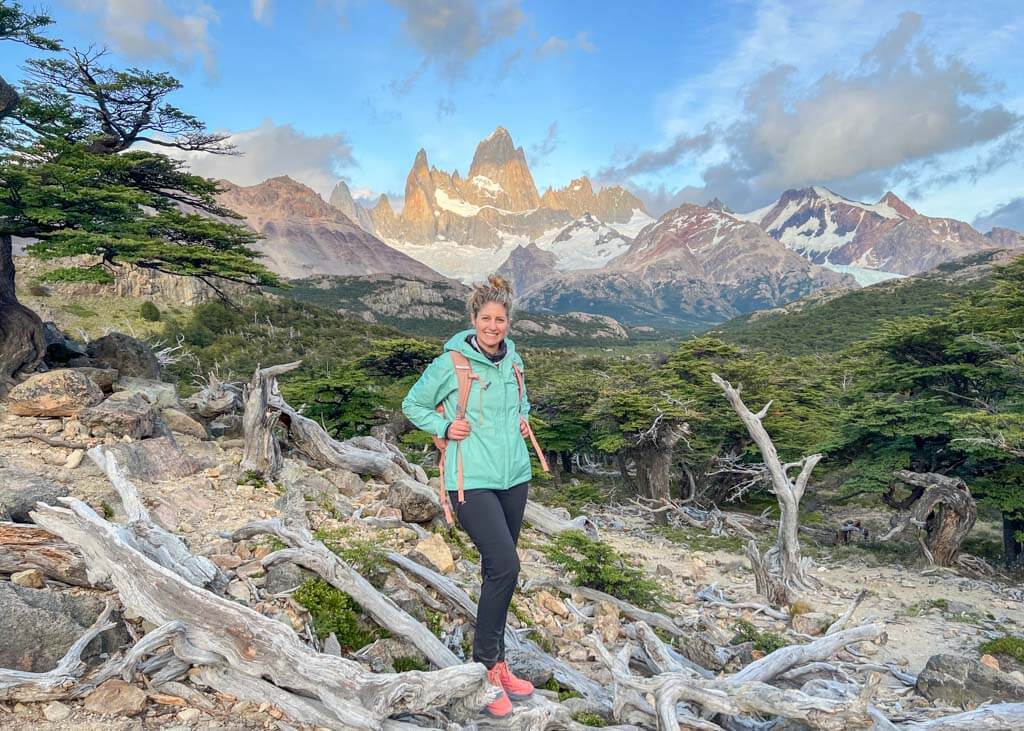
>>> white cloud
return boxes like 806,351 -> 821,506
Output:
616,9 -> 1022,214
163,119 -> 357,198
64,0 -> 218,77
528,122 -> 561,165
974,197 -> 1024,233
533,31 -> 595,59
251,0 -> 271,23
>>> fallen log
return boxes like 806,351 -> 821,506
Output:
230,518 -> 460,669
523,500 -> 599,539
386,552 -> 613,715
898,703 -> 1024,730
592,631 -> 881,730
30,499 -> 496,730
89,445 -> 226,590
730,623 -> 885,684
0,521 -> 92,587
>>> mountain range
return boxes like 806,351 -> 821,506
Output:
195,126 -> 1024,334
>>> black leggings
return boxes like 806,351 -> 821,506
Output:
449,482 -> 529,668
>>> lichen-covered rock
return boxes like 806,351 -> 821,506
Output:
87,333 -> 160,379
161,407 -> 208,439
113,376 -> 178,409
79,392 -> 157,439
0,582 -> 128,672
0,466 -> 68,522
917,653 -> 1024,707
7,369 -> 103,417
387,478 -> 442,523
96,436 -> 207,481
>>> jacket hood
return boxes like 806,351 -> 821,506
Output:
444,328 -> 518,365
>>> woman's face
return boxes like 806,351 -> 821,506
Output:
472,301 -> 509,351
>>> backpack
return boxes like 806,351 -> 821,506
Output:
432,351 -> 549,524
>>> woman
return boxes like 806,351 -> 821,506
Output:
401,274 -> 536,718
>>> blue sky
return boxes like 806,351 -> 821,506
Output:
3,0 -> 1023,228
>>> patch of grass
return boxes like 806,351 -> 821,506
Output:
788,599 -> 814,616
907,598 -> 949,617
37,266 -> 114,285
654,525 -> 745,553
63,303 -> 98,317
542,678 -> 581,702
510,600 -> 534,627
979,635 -> 1024,664
425,609 -> 445,638
292,578 -> 385,650
446,528 -> 480,562
532,480 -> 607,516
731,619 -> 788,654
28,283 -> 49,297
392,655 -> 428,673
312,528 -> 389,586
237,470 -> 265,488
543,530 -> 664,610
572,711 -> 607,727
100,502 -> 115,519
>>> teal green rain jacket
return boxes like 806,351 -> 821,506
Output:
401,329 -> 532,491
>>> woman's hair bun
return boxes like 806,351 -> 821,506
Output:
487,274 -> 512,294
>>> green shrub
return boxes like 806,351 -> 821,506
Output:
731,619 -> 788,654
292,578 -> 384,650
37,266 -> 114,285
979,635 -> 1024,663
572,711 -> 608,727
28,283 -> 49,297
542,531 -> 663,609
392,655 -> 428,673
140,301 -> 161,321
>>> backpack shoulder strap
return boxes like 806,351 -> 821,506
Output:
512,361 -> 525,407
448,351 -> 476,420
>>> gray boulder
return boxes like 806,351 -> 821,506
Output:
0,467 -> 69,523
209,413 -> 244,438
97,436 -> 208,482
87,333 -> 160,379
113,376 -> 179,409
917,653 -> 1024,707
78,392 -> 157,439
0,582 -> 129,672
387,478 -> 442,523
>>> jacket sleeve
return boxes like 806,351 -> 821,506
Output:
516,354 -> 531,417
402,354 -> 455,438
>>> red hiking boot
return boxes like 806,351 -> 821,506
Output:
484,665 -> 513,718
492,661 -> 534,700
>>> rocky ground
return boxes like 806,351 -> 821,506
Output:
2,346 -> 1024,730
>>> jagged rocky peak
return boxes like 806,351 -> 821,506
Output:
218,176 -> 341,222
469,126 -> 521,169
706,197 -> 733,213
542,176 -> 646,224
878,191 -> 918,218
328,180 -> 375,234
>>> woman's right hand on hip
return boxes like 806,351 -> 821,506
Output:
448,419 -> 471,441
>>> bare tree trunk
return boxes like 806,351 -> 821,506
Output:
879,471 -> 976,566
240,361 -> 302,478
713,374 -> 819,606
0,234 -> 46,395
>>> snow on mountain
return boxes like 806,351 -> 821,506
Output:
536,213 -> 632,271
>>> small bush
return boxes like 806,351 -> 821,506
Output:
979,635 -> 1024,663
140,301 -> 161,321
542,530 -> 663,609
292,578 -> 384,650
732,619 -> 788,654
392,655 -> 428,673
28,283 -> 49,297
37,266 -> 114,285
572,711 -> 608,727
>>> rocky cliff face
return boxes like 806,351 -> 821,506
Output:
217,177 -> 444,281
328,181 -> 376,234
540,177 -> 644,223
520,203 -> 854,330
738,187 -> 1019,276
985,227 -> 1024,248
365,127 -> 650,282
496,243 -> 557,297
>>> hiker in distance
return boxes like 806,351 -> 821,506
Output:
402,274 -> 549,718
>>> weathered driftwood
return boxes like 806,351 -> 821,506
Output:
29,499 -> 496,730
899,703 -> 1024,730
879,471 -> 977,566
712,374 -> 820,606
347,435 -> 426,483
630,621 -> 714,679
592,631 -> 882,731
524,500 -> 599,539
0,602 -> 116,701
9,433 -> 90,449
730,623 -> 885,684
0,521 -> 92,587
240,361 -> 301,477
182,370 -> 242,418
89,446 -> 226,590
386,551 -> 613,714
230,518 -> 460,669
694,582 -> 791,621
826,589 -> 868,635
534,579 -> 689,640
